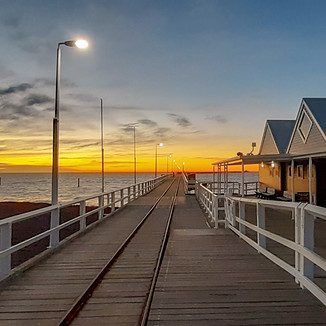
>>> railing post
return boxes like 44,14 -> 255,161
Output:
137,184 -> 141,197
50,207 -> 60,248
133,185 -> 136,199
294,204 -> 301,284
300,207 -> 314,283
0,222 -> 12,279
80,200 -> 86,230
239,201 -> 246,234
98,195 -> 104,219
256,202 -> 266,250
127,187 -> 131,203
111,192 -> 115,213
120,189 -> 124,207
213,195 -> 219,229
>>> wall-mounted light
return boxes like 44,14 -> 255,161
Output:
271,161 -> 275,168
261,162 -> 264,168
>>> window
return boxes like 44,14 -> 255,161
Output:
297,165 -> 304,179
298,111 -> 312,142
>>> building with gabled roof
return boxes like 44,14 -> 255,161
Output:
259,120 -> 295,155
212,98 -> 326,206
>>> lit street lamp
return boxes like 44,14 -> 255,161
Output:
50,39 -> 88,247
155,143 -> 164,178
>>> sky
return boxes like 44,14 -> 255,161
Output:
1,0 -> 326,173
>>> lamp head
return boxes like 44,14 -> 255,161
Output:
64,39 -> 89,49
159,143 -> 164,147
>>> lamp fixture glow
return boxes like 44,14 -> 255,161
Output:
271,161 -> 275,168
159,143 -> 164,147
75,39 -> 88,49
261,162 -> 264,168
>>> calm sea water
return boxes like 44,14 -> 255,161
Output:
0,172 -> 258,204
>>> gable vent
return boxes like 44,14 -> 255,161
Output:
298,109 -> 312,143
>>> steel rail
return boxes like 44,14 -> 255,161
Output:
58,177 -> 176,326
140,176 -> 180,326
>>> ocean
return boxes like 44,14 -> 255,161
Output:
0,172 -> 258,204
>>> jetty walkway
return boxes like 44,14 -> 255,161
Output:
0,176 -> 326,325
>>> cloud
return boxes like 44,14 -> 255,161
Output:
71,142 -> 100,150
0,102 -> 39,120
0,83 -> 33,95
205,114 -> 228,123
24,94 -> 52,106
137,119 -> 157,127
154,127 -> 171,137
168,113 -> 191,127
107,105 -> 143,111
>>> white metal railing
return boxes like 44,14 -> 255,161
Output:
182,172 -> 196,194
0,175 -> 168,280
196,182 -> 326,306
195,181 -> 225,227
205,181 -> 259,196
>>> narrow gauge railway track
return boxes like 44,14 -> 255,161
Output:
59,176 -> 180,326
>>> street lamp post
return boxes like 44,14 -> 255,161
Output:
167,154 -> 172,173
100,98 -> 105,193
155,143 -> 164,178
50,39 -> 88,248
133,126 -> 136,184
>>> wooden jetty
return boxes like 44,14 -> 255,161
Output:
0,176 -> 326,325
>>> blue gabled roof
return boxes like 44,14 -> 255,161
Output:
267,120 -> 295,154
303,98 -> 326,137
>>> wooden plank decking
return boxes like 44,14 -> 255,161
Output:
148,189 -> 326,325
0,178 -> 326,325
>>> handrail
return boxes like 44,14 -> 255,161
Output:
0,174 -> 169,280
204,181 -> 259,196
196,181 -> 326,306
